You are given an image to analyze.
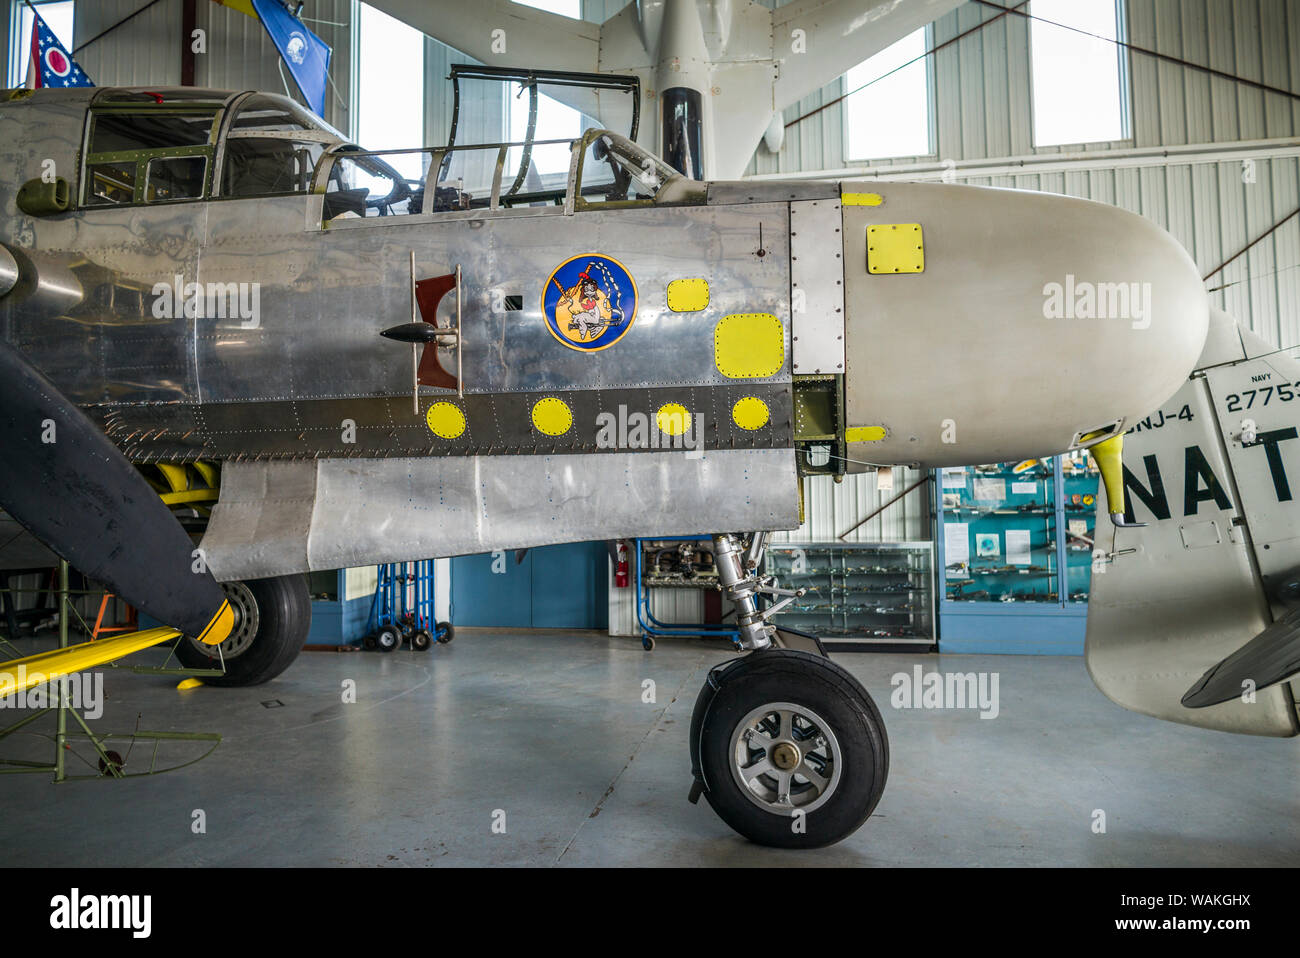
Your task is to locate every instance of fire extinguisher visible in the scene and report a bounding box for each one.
[615,539,630,588]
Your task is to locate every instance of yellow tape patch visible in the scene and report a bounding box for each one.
[867,223,924,274]
[656,403,692,436]
[846,425,887,443]
[426,401,467,439]
[667,278,709,312]
[842,192,883,206]
[531,397,573,436]
[732,396,770,431]
[714,313,784,379]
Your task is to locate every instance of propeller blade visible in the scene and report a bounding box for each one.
[1181,605,1300,708]
[0,342,232,644]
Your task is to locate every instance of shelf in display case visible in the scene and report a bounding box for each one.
[935,452,1100,654]
[764,542,935,652]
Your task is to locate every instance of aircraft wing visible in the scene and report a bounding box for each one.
[771,0,966,112]
[363,0,600,74]
[0,628,181,696]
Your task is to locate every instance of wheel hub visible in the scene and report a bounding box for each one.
[729,701,843,815]
[771,741,801,770]
[187,581,259,661]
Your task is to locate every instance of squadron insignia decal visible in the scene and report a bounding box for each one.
[543,255,637,351]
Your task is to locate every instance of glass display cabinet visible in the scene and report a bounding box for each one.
[935,451,1099,654]
[763,542,935,651]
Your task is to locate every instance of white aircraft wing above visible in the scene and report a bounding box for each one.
[771,0,966,112]
[362,0,600,74]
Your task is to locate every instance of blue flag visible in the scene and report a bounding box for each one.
[27,11,93,88]
[251,0,332,117]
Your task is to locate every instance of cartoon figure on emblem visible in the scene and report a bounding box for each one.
[542,255,636,351]
[552,266,624,343]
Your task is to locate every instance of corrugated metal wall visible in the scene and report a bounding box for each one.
[60,1,352,132]
[750,0,1300,349]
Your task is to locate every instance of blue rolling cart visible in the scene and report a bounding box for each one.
[364,560,454,652]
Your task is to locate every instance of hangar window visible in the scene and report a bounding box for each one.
[82,110,218,206]
[9,0,74,87]
[843,27,932,162]
[512,0,579,17]
[354,2,424,184]
[1030,0,1129,146]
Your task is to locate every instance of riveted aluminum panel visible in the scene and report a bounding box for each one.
[90,380,794,461]
[200,448,800,580]
[789,198,844,374]
[192,198,792,406]
[706,180,839,206]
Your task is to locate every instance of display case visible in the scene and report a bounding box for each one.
[763,542,935,651]
[935,451,1099,654]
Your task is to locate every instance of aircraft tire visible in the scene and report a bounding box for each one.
[695,649,888,848]
[175,575,309,686]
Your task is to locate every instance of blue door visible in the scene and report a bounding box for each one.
[451,542,609,629]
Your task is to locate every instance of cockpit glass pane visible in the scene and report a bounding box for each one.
[89,111,215,152]
[222,137,326,196]
[146,155,206,202]
[323,150,418,219]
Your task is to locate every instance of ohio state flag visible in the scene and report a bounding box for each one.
[26,11,93,89]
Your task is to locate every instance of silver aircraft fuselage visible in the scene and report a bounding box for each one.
[0,87,1208,582]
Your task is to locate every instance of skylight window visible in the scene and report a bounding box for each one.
[1030,0,1128,147]
[843,27,932,162]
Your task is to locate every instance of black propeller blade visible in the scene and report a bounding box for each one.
[1181,605,1300,708]
[0,341,232,643]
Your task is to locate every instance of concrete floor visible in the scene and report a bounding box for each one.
[0,629,1295,867]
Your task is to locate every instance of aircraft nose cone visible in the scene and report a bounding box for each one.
[840,181,1209,466]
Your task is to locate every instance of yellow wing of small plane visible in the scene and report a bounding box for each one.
[0,628,182,697]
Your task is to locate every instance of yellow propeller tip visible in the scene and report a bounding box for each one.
[176,677,205,691]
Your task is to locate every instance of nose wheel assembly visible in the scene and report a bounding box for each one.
[684,533,890,848]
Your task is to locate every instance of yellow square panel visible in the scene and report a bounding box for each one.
[667,278,710,312]
[714,313,784,379]
[867,223,924,274]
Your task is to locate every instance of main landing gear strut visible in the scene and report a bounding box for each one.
[687,533,890,848]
